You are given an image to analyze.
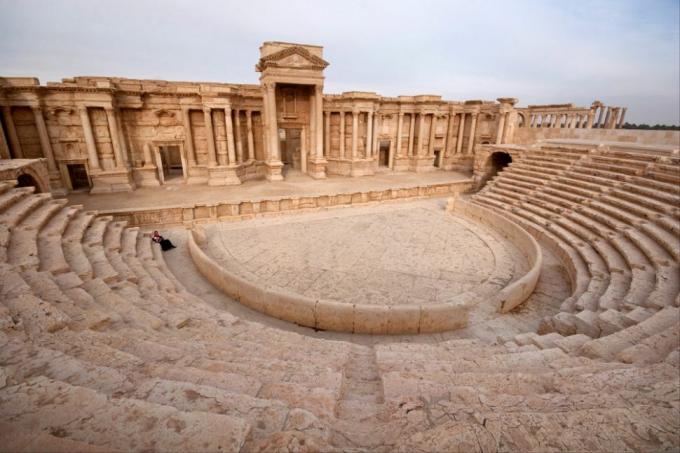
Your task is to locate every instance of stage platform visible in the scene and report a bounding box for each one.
[66,170,474,227]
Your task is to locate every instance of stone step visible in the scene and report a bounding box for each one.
[0,376,251,452]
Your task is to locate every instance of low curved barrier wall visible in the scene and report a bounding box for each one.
[448,197,543,313]
[188,197,542,333]
[188,229,476,334]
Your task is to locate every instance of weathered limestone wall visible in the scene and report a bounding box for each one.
[513,127,680,147]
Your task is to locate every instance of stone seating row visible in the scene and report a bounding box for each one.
[474,147,679,344]
[0,185,352,450]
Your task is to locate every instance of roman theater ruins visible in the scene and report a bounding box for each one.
[0,41,678,452]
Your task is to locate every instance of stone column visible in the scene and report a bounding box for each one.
[115,109,130,167]
[495,110,506,144]
[246,110,255,161]
[443,113,454,157]
[203,108,217,167]
[427,114,436,156]
[234,109,243,164]
[372,113,380,159]
[324,111,330,158]
[407,113,416,156]
[79,106,100,171]
[104,108,124,169]
[339,111,346,158]
[395,112,404,158]
[366,111,373,158]
[31,106,58,172]
[415,113,425,156]
[502,112,512,142]
[143,142,154,167]
[456,113,465,154]
[466,112,478,154]
[224,107,236,166]
[182,108,196,166]
[264,83,280,162]
[351,110,359,159]
[617,108,627,128]
[0,115,10,159]
[603,108,612,129]
[2,106,23,158]
[586,111,595,129]
[596,106,605,128]
[315,85,324,159]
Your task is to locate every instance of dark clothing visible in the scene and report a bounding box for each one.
[152,234,176,251]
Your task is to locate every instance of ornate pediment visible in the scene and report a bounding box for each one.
[256,46,329,72]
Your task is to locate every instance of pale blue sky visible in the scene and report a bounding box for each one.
[1,0,678,124]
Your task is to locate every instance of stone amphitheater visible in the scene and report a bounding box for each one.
[0,42,679,452]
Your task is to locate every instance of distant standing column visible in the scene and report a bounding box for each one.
[455,113,465,155]
[339,111,346,158]
[265,83,280,162]
[407,113,416,157]
[79,106,100,171]
[395,112,404,158]
[372,113,380,158]
[182,108,196,166]
[246,110,255,161]
[427,114,436,156]
[495,110,506,144]
[443,113,454,157]
[617,108,627,128]
[2,106,23,158]
[502,112,511,141]
[105,107,124,169]
[203,108,217,167]
[225,107,236,165]
[466,112,478,154]
[366,111,373,158]
[115,109,130,167]
[603,108,612,129]
[351,110,359,159]
[324,111,330,158]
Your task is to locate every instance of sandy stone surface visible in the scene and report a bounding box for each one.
[204,199,525,307]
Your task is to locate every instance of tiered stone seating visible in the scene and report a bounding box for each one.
[0,174,678,452]
[474,145,680,349]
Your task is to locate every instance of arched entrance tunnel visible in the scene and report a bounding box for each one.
[477,151,513,189]
[16,173,42,193]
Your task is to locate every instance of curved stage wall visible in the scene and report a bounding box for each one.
[188,197,542,334]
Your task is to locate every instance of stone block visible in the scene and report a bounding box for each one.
[315,300,354,333]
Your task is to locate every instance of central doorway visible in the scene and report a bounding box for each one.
[159,145,183,183]
[279,128,302,173]
[67,164,90,191]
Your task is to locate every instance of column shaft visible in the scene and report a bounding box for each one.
[115,109,130,167]
[443,113,453,157]
[105,108,124,169]
[407,113,416,156]
[2,106,23,158]
[0,114,10,159]
[617,108,627,128]
[225,107,236,165]
[427,114,436,156]
[366,112,373,158]
[396,112,404,158]
[203,108,217,167]
[351,111,358,159]
[416,113,425,156]
[234,109,243,164]
[455,113,465,154]
[79,107,100,170]
[246,110,255,161]
[324,111,330,158]
[495,111,506,144]
[182,108,196,165]
[266,84,280,161]
[315,85,323,159]
[466,113,478,154]
[32,107,58,172]
[339,111,345,158]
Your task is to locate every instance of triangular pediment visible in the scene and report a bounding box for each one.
[256,46,329,72]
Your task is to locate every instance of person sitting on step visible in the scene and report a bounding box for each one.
[151,230,176,251]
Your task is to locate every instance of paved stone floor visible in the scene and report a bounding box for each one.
[205,199,524,307]
[162,198,571,340]
[66,169,471,212]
